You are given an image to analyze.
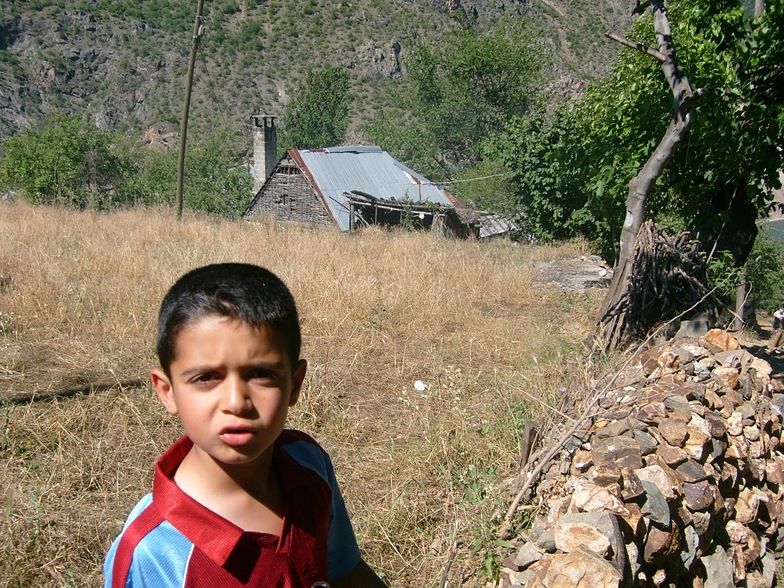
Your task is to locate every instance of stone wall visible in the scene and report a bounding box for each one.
[245,167,335,229]
[501,329,783,588]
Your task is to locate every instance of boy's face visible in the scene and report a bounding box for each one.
[151,315,306,469]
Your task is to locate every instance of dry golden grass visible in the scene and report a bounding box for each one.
[0,201,601,587]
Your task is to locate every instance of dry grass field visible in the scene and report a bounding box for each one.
[0,201,601,587]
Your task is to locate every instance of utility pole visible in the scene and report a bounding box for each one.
[175,0,205,220]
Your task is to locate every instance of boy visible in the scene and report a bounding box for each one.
[104,263,387,588]
[771,304,784,350]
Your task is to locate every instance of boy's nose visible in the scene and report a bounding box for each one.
[222,377,251,413]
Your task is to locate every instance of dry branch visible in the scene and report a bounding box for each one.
[595,221,719,349]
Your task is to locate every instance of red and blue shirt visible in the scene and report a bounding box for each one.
[104,430,361,587]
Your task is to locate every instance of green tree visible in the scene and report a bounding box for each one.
[182,131,253,218]
[132,131,253,218]
[496,0,783,261]
[0,115,139,209]
[364,20,544,182]
[281,66,350,150]
[708,231,784,314]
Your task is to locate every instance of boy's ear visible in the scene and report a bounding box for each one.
[288,359,307,407]
[151,368,179,416]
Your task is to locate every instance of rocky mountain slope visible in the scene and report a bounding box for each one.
[0,0,631,143]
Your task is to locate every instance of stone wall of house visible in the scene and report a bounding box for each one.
[245,169,335,229]
[501,329,783,588]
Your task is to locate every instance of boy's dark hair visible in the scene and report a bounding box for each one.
[157,263,301,375]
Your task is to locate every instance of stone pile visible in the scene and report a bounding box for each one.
[501,329,784,588]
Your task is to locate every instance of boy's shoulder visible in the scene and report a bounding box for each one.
[276,429,338,487]
[277,428,321,447]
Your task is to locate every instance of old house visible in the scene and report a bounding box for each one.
[243,114,517,238]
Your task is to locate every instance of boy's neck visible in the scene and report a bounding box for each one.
[173,445,286,533]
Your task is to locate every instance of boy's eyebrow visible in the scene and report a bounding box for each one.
[178,361,287,378]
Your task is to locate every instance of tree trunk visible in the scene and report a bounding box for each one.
[594,0,702,349]
[733,267,747,332]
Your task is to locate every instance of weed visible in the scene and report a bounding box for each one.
[0,201,599,587]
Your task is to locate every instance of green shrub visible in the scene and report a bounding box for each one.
[707,230,784,313]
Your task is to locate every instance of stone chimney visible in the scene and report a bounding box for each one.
[252,114,277,192]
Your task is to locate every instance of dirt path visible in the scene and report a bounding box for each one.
[533,256,612,292]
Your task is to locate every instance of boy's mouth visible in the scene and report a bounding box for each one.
[219,426,256,446]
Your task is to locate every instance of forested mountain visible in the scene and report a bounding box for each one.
[0,0,631,143]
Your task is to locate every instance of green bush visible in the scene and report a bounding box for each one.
[0,116,139,209]
[707,230,784,313]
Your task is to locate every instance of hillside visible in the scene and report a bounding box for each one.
[0,0,631,144]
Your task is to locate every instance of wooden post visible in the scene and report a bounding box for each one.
[175,0,205,220]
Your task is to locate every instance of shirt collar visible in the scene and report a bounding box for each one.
[152,436,245,567]
[150,433,317,567]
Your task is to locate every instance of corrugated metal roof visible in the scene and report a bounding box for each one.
[477,212,518,239]
[294,146,461,231]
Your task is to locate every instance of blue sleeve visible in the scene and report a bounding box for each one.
[104,495,193,588]
[324,459,362,581]
[283,439,362,581]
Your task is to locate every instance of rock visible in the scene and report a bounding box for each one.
[571,482,629,516]
[713,350,742,368]
[682,481,714,511]
[658,349,680,369]
[664,394,693,417]
[651,568,667,586]
[765,456,784,485]
[533,527,556,552]
[640,480,671,526]
[618,502,645,539]
[713,366,740,390]
[643,521,681,565]
[632,429,658,455]
[691,510,712,536]
[703,411,728,437]
[526,549,622,588]
[705,389,724,410]
[720,462,739,488]
[512,541,545,570]
[724,388,745,409]
[728,434,750,460]
[705,438,725,463]
[735,488,768,524]
[656,441,689,466]
[636,402,668,424]
[555,517,610,557]
[625,541,641,581]
[729,545,746,583]
[595,418,631,439]
[751,356,773,379]
[700,329,741,353]
[592,436,643,470]
[681,524,700,569]
[640,350,661,375]
[556,511,626,575]
[572,449,594,472]
[702,545,735,588]
[512,336,784,588]
[589,462,622,487]
[658,418,688,447]
[620,468,645,501]
[676,459,708,483]
[726,411,744,436]
[635,463,683,500]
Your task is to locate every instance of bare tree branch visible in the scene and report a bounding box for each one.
[606,32,665,62]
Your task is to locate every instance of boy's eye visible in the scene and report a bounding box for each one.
[248,370,277,383]
[191,373,220,384]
